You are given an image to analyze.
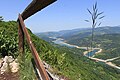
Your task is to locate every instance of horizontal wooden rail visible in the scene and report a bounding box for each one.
[18,14,49,80]
[22,0,57,20]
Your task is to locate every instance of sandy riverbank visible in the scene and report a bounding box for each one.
[83,48,102,57]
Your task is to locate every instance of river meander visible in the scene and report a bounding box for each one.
[52,38,98,57]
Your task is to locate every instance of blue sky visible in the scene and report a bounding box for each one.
[0,0,120,32]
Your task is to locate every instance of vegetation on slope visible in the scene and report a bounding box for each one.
[0,20,120,80]
[0,21,18,58]
[53,46,120,80]
[0,20,66,79]
[59,31,120,58]
[63,33,120,67]
[66,34,120,59]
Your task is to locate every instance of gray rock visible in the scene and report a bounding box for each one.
[3,56,14,63]
[9,61,19,73]
[1,62,8,74]
[0,56,19,74]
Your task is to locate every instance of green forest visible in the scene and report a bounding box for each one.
[64,33,120,67]
[0,19,120,79]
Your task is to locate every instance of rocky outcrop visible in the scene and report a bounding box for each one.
[0,56,19,74]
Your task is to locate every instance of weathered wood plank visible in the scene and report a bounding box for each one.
[18,20,24,56]
[18,14,49,80]
[22,0,57,20]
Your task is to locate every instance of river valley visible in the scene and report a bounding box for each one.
[52,37,120,70]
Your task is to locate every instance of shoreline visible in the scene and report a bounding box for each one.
[52,37,120,70]
[83,49,120,70]
[83,48,102,57]
[92,49,102,57]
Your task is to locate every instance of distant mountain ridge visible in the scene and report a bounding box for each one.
[36,26,120,41]
[36,28,90,37]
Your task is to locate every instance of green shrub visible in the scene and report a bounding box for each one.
[0,30,18,57]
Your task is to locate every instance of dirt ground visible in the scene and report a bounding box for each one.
[0,72,19,80]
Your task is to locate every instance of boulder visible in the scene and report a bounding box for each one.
[9,61,19,73]
[0,56,19,74]
[1,62,8,74]
[3,56,14,63]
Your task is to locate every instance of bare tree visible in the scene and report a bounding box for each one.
[85,2,104,51]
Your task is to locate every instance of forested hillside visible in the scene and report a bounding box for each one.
[37,26,120,71]
[0,21,120,80]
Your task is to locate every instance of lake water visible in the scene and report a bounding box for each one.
[85,49,99,57]
[53,38,76,48]
[52,38,99,56]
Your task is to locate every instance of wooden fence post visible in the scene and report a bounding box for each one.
[18,20,24,56]
[18,14,50,80]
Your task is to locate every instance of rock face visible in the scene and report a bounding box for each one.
[0,56,19,74]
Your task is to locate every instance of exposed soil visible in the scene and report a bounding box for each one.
[0,56,19,80]
[0,72,19,80]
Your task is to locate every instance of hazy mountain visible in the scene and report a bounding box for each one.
[36,26,120,65]
[36,26,120,41]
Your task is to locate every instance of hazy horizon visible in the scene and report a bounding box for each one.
[35,25,120,33]
[1,0,120,32]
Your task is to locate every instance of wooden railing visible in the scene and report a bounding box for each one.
[17,0,57,80]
